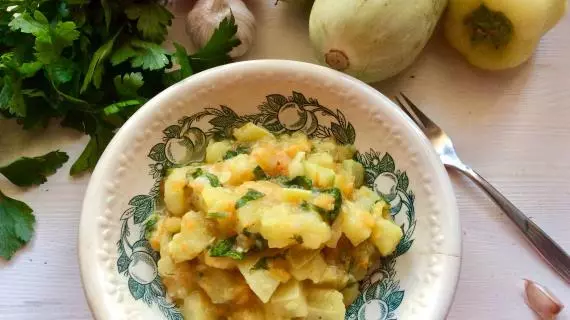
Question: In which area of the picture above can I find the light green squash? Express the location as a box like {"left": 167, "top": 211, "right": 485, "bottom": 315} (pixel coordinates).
{"left": 309, "top": 0, "right": 447, "bottom": 83}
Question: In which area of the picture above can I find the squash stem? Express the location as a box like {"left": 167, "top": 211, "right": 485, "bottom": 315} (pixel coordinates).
{"left": 464, "top": 4, "right": 514, "bottom": 49}
{"left": 325, "top": 49, "right": 350, "bottom": 71}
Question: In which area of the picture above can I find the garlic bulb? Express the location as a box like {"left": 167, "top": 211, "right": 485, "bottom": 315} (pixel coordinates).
{"left": 524, "top": 279, "right": 564, "bottom": 320}
{"left": 166, "top": 0, "right": 197, "bottom": 15}
{"left": 186, "top": 0, "right": 255, "bottom": 58}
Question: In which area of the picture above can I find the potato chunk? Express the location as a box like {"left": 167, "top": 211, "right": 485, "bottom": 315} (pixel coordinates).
{"left": 164, "top": 167, "right": 190, "bottom": 216}
{"left": 353, "top": 186, "right": 381, "bottom": 211}
{"left": 225, "top": 154, "right": 257, "bottom": 185}
{"left": 205, "top": 140, "right": 232, "bottom": 163}
{"left": 371, "top": 199, "right": 391, "bottom": 219}
{"left": 200, "top": 186, "right": 239, "bottom": 213}
{"left": 334, "top": 172, "right": 355, "bottom": 197}
{"left": 282, "top": 132, "right": 311, "bottom": 158}
{"left": 371, "top": 218, "right": 404, "bottom": 256}
{"left": 234, "top": 123, "right": 273, "bottom": 142}
{"left": 340, "top": 201, "right": 375, "bottom": 246}
{"left": 289, "top": 251, "right": 327, "bottom": 283}
{"left": 287, "top": 151, "right": 306, "bottom": 178}
{"left": 306, "top": 287, "right": 346, "bottom": 320}
{"left": 238, "top": 256, "right": 281, "bottom": 303}
{"left": 168, "top": 211, "right": 213, "bottom": 263}
{"left": 326, "top": 217, "right": 343, "bottom": 248}
{"left": 351, "top": 241, "right": 379, "bottom": 280}
{"left": 286, "top": 246, "right": 320, "bottom": 269}
{"left": 342, "top": 159, "right": 364, "bottom": 187}
{"left": 161, "top": 262, "right": 196, "bottom": 301}
{"left": 304, "top": 162, "right": 335, "bottom": 188}
{"left": 307, "top": 152, "right": 335, "bottom": 169}
{"left": 182, "top": 290, "right": 218, "bottom": 320}
{"left": 200, "top": 252, "right": 237, "bottom": 270}
{"left": 266, "top": 280, "right": 308, "bottom": 318}
{"left": 228, "top": 304, "right": 265, "bottom": 320}
{"left": 319, "top": 265, "right": 350, "bottom": 289}
{"left": 342, "top": 284, "right": 360, "bottom": 306}
{"left": 281, "top": 188, "right": 312, "bottom": 203}
{"left": 197, "top": 268, "right": 250, "bottom": 304}
{"left": 260, "top": 205, "right": 331, "bottom": 249}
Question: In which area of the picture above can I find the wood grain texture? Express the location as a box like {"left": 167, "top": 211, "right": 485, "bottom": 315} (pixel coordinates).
{"left": 1, "top": 1, "right": 569, "bottom": 319}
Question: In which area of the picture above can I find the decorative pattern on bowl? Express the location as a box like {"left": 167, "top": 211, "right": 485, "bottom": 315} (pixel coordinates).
{"left": 79, "top": 60, "right": 461, "bottom": 320}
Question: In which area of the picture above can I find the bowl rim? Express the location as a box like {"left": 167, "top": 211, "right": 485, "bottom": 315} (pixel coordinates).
{"left": 78, "top": 59, "right": 462, "bottom": 320}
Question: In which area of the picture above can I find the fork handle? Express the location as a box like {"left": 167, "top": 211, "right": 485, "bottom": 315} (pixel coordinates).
{"left": 450, "top": 165, "right": 570, "bottom": 283}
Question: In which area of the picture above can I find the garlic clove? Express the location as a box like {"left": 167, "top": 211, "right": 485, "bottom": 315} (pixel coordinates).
{"left": 186, "top": 0, "right": 256, "bottom": 58}
{"left": 524, "top": 279, "right": 564, "bottom": 320}
{"left": 226, "top": 0, "right": 255, "bottom": 58}
{"left": 186, "top": 0, "right": 230, "bottom": 49}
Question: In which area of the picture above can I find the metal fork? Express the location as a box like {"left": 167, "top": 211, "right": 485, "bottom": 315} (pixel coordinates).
{"left": 395, "top": 93, "right": 570, "bottom": 284}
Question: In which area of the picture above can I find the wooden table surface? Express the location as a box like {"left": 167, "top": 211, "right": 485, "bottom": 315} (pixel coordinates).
{"left": 1, "top": 1, "right": 569, "bottom": 319}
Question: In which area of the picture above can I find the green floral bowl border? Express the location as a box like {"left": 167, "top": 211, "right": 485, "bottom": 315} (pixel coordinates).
{"left": 79, "top": 60, "right": 461, "bottom": 320}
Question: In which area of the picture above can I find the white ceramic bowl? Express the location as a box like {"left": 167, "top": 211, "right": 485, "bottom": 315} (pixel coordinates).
{"left": 79, "top": 60, "right": 461, "bottom": 320}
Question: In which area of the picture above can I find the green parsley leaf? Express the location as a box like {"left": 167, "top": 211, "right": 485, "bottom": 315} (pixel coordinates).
{"left": 19, "top": 61, "right": 43, "bottom": 78}
{"left": 129, "top": 39, "right": 169, "bottom": 71}
{"left": 0, "top": 190, "right": 35, "bottom": 260}
{"left": 242, "top": 229, "right": 268, "bottom": 251}
{"left": 125, "top": 2, "right": 173, "bottom": 42}
{"left": 322, "top": 187, "right": 343, "bottom": 219}
{"left": 112, "top": 39, "right": 169, "bottom": 71}
{"left": 0, "top": 151, "right": 69, "bottom": 187}
{"left": 113, "top": 72, "right": 144, "bottom": 99}
{"left": 209, "top": 236, "right": 244, "bottom": 260}
{"left": 100, "top": 0, "right": 112, "bottom": 30}
{"left": 46, "top": 59, "right": 74, "bottom": 85}
{"left": 300, "top": 201, "right": 312, "bottom": 211}
{"left": 81, "top": 28, "right": 121, "bottom": 93}
{"left": 253, "top": 166, "right": 268, "bottom": 181}
{"left": 292, "top": 234, "right": 304, "bottom": 244}
{"left": 223, "top": 150, "right": 238, "bottom": 160}
{"left": 38, "top": 21, "right": 79, "bottom": 64}
{"left": 52, "top": 21, "right": 80, "bottom": 45}
{"left": 302, "top": 188, "right": 343, "bottom": 223}
{"left": 110, "top": 42, "right": 138, "bottom": 66}
{"left": 144, "top": 212, "right": 159, "bottom": 239}
{"left": 207, "top": 212, "right": 228, "bottom": 219}
{"left": 301, "top": 200, "right": 328, "bottom": 220}
{"left": 70, "top": 125, "right": 114, "bottom": 176}
{"left": 191, "top": 168, "right": 221, "bottom": 187}
{"left": 222, "top": 250, "right": 245, "bottom": 260}
{"left": 250, "top": 257, "right": 269, "bottom": 271}
{"left": 223, "top": 145, "right": 249, "bottom": 160}
{"left": 21, "top": 89, "right": 46, "bottom": 99}
{"left": 189, "top": 15, "right": 241, "bottom": 72}
{"left": 235, "top": 189, "right": 265, "bottom": 209}
{"left": 8, "top": 12, "right": 48, "bottom": 36}
{"left": 102, "top": 100, "right": 143, "bottom": 116}
{"left": 172, "top": 42, "right": 193, "bottom": 79}
{"left": 0, "top": 76, "right": 25, "bottom": 117}
{"left": 163, "top": 42, "right": 193, "bottom": 85}
{"left": 11, "top": 12, "right": 79, "bottom": 65}
{"left": 285, "top": 176, "right": 313, "bottom": 189}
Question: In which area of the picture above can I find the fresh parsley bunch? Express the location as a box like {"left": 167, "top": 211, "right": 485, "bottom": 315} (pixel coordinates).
{"left": 0, "top": 0, "right": 240, "bottom": 260}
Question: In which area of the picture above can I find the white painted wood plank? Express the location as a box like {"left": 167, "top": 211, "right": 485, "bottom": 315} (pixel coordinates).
{"left": 1, "top": 1, "right": 569, "bottom": 319}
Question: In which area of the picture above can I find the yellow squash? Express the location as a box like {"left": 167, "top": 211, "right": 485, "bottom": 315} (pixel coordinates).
{"left": 445, "top": 0, "right": 566, "bottom": 70}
